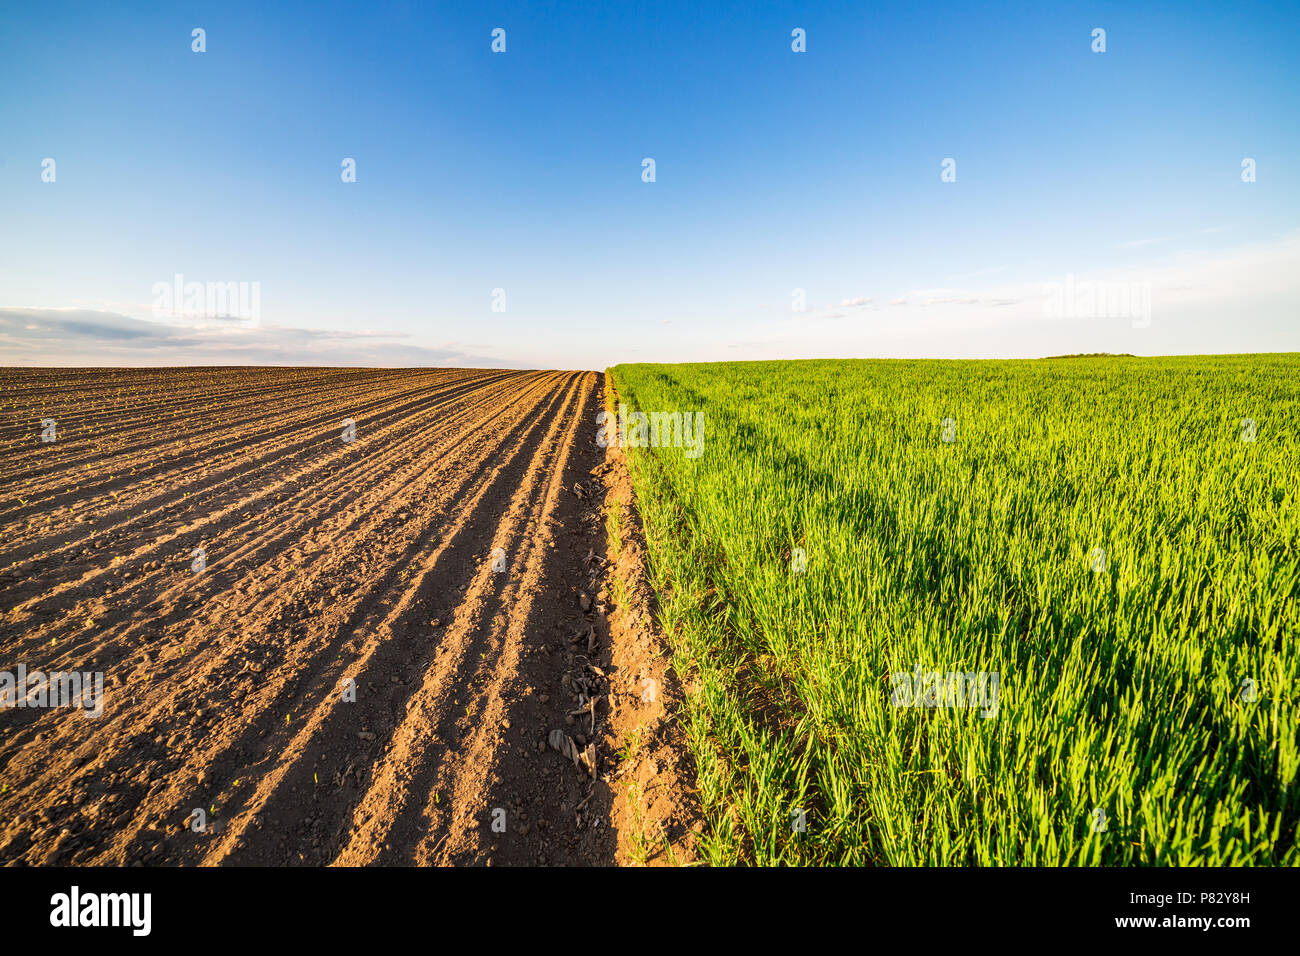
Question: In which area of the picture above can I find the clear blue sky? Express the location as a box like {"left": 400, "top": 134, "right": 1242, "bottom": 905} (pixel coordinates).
{"left": 1, "top": 0, "right": 1297, "bottom": 368}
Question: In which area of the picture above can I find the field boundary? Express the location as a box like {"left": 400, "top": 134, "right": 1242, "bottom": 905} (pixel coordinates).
{"left": 591, "top": 374, "right": 704, "bottom": 865}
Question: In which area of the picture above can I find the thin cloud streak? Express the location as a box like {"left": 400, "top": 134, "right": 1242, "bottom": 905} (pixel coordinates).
{"left": 0, "top": 308, "right": 522, "bottom": 368}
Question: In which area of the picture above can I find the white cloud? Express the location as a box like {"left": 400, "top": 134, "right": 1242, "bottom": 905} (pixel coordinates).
{"left": 704, "top": 234, "right": 1300, "bottom": 362}
{"left": 0, "top": 308, "right": 519, "bottom": 368}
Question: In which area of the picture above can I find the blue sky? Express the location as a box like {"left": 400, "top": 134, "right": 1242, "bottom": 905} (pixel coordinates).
{"left": 1, "top": 0, "right": 1297, "bottom": 368}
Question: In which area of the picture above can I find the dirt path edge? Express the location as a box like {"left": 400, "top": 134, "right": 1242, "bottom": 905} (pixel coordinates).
{"left": 590, "top": 373, "right": 704, "bottom": 865}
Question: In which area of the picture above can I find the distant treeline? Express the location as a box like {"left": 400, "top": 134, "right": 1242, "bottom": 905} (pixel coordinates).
{"left": 1040, "top": 352, "right": 1137, "bottom": 359}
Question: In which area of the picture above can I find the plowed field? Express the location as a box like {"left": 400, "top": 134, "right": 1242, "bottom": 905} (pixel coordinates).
{"left": 0, "top": 367, "right": 669, "bottom": 865}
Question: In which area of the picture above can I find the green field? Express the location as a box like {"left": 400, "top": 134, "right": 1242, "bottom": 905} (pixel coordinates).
{"left": 609, "top": 355, "right": 1300, "bottom": 866}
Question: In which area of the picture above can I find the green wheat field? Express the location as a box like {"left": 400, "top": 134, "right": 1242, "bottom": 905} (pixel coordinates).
{"left": 610, "top": 354, "right": 1299, "bottom": 866}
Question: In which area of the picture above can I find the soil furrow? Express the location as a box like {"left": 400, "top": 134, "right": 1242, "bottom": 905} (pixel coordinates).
{"left": 0, "top": 366, "right": 662, "bottom": 868}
